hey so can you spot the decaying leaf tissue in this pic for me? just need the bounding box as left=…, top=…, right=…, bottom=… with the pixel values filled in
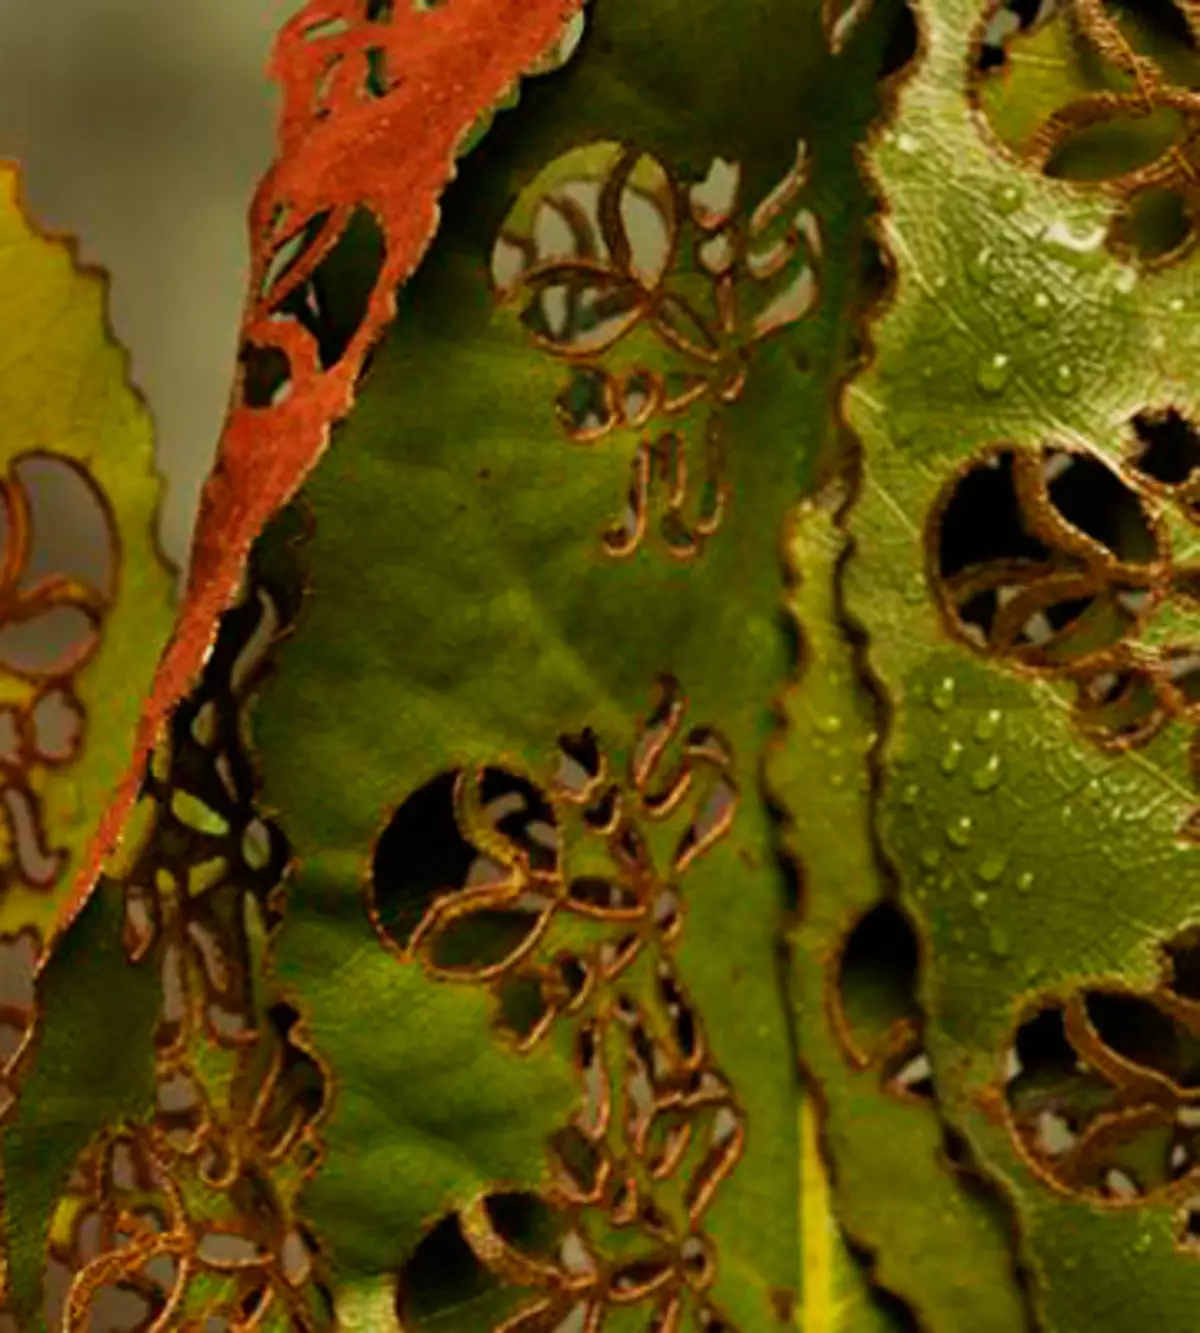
left=5, top=0, right=1200, bottom=1328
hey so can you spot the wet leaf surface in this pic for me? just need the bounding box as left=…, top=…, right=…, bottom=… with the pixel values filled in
left=772, top=492, right=1029, bottom=1331
left=846, top=0, right=1200, bottom=1325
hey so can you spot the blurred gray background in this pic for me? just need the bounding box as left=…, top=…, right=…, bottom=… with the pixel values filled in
left=0, top=0, right=303, bottom=573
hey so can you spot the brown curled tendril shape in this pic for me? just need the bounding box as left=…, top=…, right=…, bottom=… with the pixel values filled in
left=492, top=141, right=822, bottom=560
left=49, top=1117, right=332, bottom=1333
left=52, top=513, right=334, bottom=1331
left=378, top=677, right=745, bottom=1331
left=972, top=0, right=1200, bottom=263
left=928, top=425, right=1200, bottom=812
left=0, top=455, right=118, bottom=901
left=1003, top=928, right=1200, bottom=1250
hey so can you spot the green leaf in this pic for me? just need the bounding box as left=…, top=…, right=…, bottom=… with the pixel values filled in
left=846, top=0, right=1200, bottom=1326
left=243, top=0, right=905, bottom=1323
left=2, top=883, right=159, bottom=1326
left=0, top=165, right=175, bottom=952
left=774, top=491, right=1028, bottom=1331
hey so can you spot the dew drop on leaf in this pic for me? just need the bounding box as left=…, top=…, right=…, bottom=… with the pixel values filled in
left=946, top=816, right=973, bottom=849
left=971, top=754, right=1003, bottom=793
left=967, top=247, right=995, bottom=287
left=941, top=740, right=964, bottom=775
left=994, top=183, right=1023, bottom=215
left=976, top=352, right=1012, bottom=395
left=931, top=676, right=957, bottom=712
left=1024, top=290, right=1054, bottom=327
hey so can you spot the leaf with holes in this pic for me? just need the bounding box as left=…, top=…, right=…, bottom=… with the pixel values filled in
left=0, top=167, right=181, bottom=1249
left=845, top=0, right=1200, bottom=1326
left=0, top=165, right=174, bottom=966
left=4, top=517, right=336, bottom=1333
left=233, top=0, right=907, bottom=1326
left=772, top=491, right=1028, bottom=1331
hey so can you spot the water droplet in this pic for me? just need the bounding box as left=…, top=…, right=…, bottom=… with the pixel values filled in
left=1025, top=290, right=1054, bottom=327
left=976, top=852, right=1007, bottom=884
left=1169, top=296, right=1185, bottom=313
left=972, top=888, right=989, bottom=908
left=994, top=183, right=1023, bottom=215
left=931, top=676, right=956, bottom=712
left=900, top=783, right=920, bottom=807
left=988, top=924, right=1010, bottom=958
left=971, top=754, right=1003, bottom=793
left=973, top=710, right=1001, bottom=742
left=1051, top=363, right=1078, bottom=396
left=945, top=815, right=973, bottom=849
left=1016, top=870, right=1035, bottom=894
left=816, top=715, right=843, bottom=736
left=920, top=847, right=943, bottom=872
left=976, top=352, right=1011, bottom=395
left=1041, top=219, right=1106, bottom=270
left=967, top=247, right=994, bottom=287
left=896, top=132, right=920, bottom=154
left=941, top=741, right=964, bottom=775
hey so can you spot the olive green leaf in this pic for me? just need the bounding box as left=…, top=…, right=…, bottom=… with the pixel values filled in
left=2, top=883, right=159, bottom=1326
left=1, top=510, right=332, bottom=1332
left=240, top=0, right=905, bottom=1324
left=773, top=490, right=1029, bottom=1331
left=845, top=0, right=1200, bottom=1326
left=0, top=164, right=174, bottom=955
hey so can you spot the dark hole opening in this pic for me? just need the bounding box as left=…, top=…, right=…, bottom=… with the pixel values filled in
left=272, top=207, right=385, bottom=370
left=836, top=902, right=921, bottom=1051
left=879, top=0, right=919, bottom=78
left=1131, top=408, right=1200, bottom=485
left=1087, top=990, right=1200, bottom=1086
left=1167, top=931, right=1200, bottom=1001
left=371, top=771, right=476, bottom=950
left=938, top=452, right=1049, bottom=579
left=1045, top=453, right=1156, bottom=560
left=396, top=1214, right=497, bottom=1328
left=239, top=344, right=291, bottom=410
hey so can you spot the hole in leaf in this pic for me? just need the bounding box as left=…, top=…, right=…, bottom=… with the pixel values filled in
left=270, top=208, right=385, bottom=371
left=239, top=344, right=292, bottom=409
left=933, top=446, right=1158, bottom=664
left=396, top=1214, right=501, bottom=1329
left=1043, top=107, right=1185, bottom=183
left=835, top=903, right=920, bottom=1055
left=1166, top=929, right=1200, bottom=1001
left=16, top=455, right=116, bottom=599
left=1087, top=990, right=1200, bottom=1087
left=1113, top=187, right=1195, bottom=263
left=879, top=0, right=919, bottom=78
left=1130, top=408, right=1200, bottom=486
left=371, top=772, right=476, bottom=950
